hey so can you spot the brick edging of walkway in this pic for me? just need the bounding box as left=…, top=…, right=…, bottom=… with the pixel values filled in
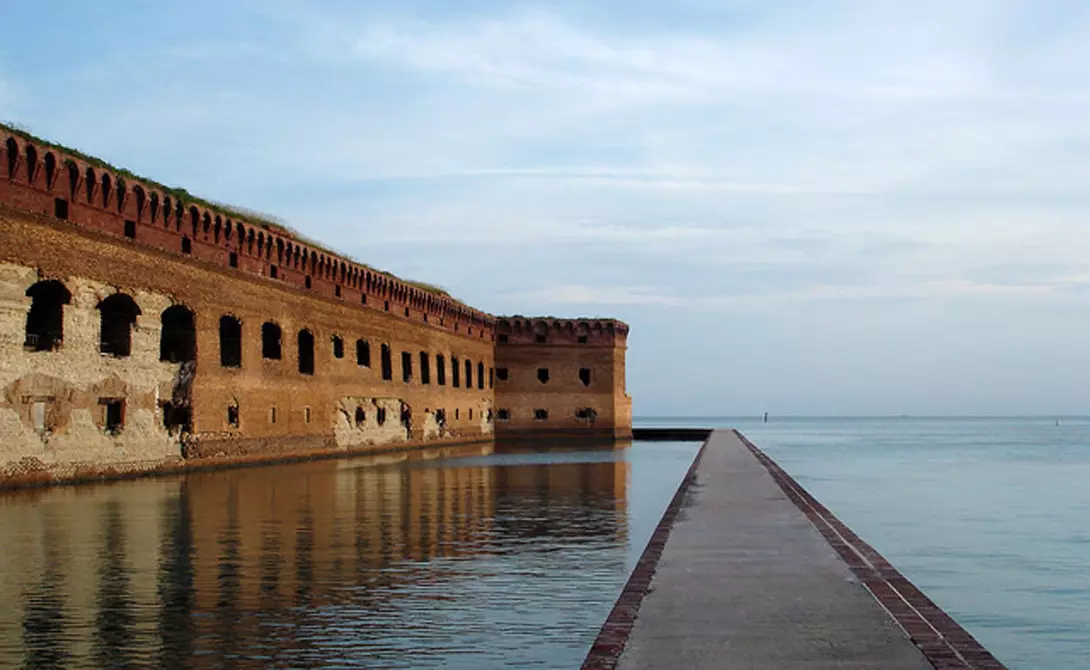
left=579, top=437, right=710, bottom=670
left=734, top=430, right=1007, bottom=670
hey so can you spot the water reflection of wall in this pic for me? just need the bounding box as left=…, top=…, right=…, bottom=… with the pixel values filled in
left=0, top=440, right=631, bottom=667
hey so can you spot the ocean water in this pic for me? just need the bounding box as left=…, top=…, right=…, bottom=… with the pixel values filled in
left=637, top=416, right=1090, bottom=670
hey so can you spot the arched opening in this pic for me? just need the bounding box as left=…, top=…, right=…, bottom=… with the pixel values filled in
left=262, top=322, right=282, bottom=359
left=380, top=343, right=392, bottom=381
left=436, top=354, right=446, bottom=385
left=465, top=359, right=473, bottom=389
left=100, top=173, right=112, bottom=208
left=4, top=137, right=16, bottom=177
left=332, top=335, right=344, bottom=359
left=219, top=316, right=242, bottom=368
left=478, top=362, right=485, bottom=389
left=452, top=356, right=460, bottom=388
left=44, top=152, right=56, bottom=188
left=401, top=351, right=413, bottom=382
left=298, top=329, right=315, bottom=375
left=356, top=339, right=370, bottom=367
left=159, top=305, right=196, bottom=362
left=85, top=167, right=96, bottom=202
left=149, top=192, right=159, bottom=222
left=355, top=406, right=366, bottom=427
left=24, top=280, right=70, bottom=351
left=115, top=177, right=126, bottom=212
left=420, top=351, right=431, bottom=384
left=97, top=293, right=141, bottom=357
left=23, top=144, right=36, bottom=182
left=579, top=368, right=591, bottom=387
left=66, top=160, right=79, bottom=199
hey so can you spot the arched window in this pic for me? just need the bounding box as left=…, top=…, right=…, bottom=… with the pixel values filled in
left=465, top=359, right=473, bottom=390
left=436, top=354, right=446, bottom=385
left=332, top=334, right=345, bottom=359
left=478, top=362, right=485, bottom=389
left=451, top=355, right=460, bottom=388
left=298, top=329, right=315, bottom=375
left=356, top=339, right=370, bottom=367
left=24, top=280, right=71, bottom=351
left=380, top=343, right=392, bottom=381
left=219, top=316, right=242, bottom=368
left=160, top=305, right=196, bottom=362
left=98, top=293, right=141, bottom=357
left=401, top=351, right=413, bottom=382
left=262, top=322, right=282, bottom=359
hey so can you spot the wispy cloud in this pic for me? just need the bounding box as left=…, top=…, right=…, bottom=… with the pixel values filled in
left=6, top=0, right=1090, bottom=412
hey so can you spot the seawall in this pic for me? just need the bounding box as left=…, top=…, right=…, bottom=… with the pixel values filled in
left=584, top=429, right=1007, bottom=670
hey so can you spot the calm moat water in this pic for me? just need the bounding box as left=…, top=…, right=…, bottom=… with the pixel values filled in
left=0, top=439, right=699, bottom=669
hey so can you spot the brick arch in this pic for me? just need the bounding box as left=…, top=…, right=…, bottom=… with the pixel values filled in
left=189, top=206, right=200, bottom=236
left=224, top=218, right=233, bottom=242
left=149, top=192, right=160, bottom=223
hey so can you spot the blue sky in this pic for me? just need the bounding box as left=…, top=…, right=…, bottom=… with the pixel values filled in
left=4, top=1, right=1090, bottom=416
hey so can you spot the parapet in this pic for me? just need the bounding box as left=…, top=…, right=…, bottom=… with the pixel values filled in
left=1, top=126, right=493, bottom=339
left=494, top=317, right=629, bottom=347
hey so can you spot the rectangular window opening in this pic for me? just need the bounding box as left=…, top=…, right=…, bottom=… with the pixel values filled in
left=53, top=198, right=69, bottom=220
left=227, top=404, right=239, bottom=428
left=100, top=398, right=125, bottom=434
left=124, top=220, right=136, bottom=239
left=534, top=409, right=548, bottom=421
left=402, top=351, right=413, bottom=382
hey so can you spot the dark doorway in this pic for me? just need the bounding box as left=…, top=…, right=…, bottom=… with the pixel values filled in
left=219, top=316, right=242, bottom=368
left=262, top=322, right=282, bottom=360
left=25, top=280, right=70, bottom=351
left=159, top=305, right=196, bottom=362
left=298, top=329, right=315, bottom=375
left=98, top=293, right=141, bottom=357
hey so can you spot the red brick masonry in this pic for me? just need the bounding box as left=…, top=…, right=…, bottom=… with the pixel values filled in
left=582, top=430, right=1007, bottom=670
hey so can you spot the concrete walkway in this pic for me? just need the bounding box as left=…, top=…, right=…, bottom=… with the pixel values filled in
left=615, top=430, right=932, bottom=669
